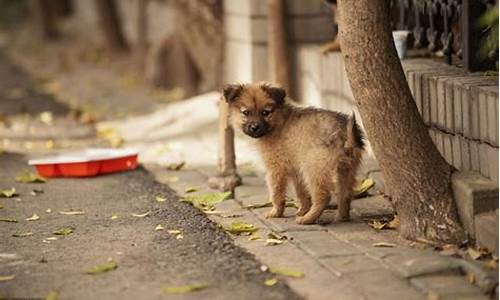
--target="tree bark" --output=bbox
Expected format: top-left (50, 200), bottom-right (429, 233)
top-left (94, 0), bottom-right (128, 52)
top-left (136, 0), bottom-right (149, 71)
top-left (34, 0), bottom-right (59, 40)
top-left (337, 0), bottom-right (465, 244)
top-left (267, 0), bottom-right (292, 96)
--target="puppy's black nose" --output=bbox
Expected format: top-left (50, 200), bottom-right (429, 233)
top-left (249, 123), bottom-right (261, 133)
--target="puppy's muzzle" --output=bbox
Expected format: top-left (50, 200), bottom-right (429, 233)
top-left (245, 122), bottom-right (268, 138)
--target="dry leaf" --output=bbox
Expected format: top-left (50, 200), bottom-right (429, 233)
top-left (155, 224), bottom-right (165, 231)
top-left (167, 230), bottom-right (182, 235)
top-left (26, 213), bottom-right (40, 221)
top-left (0, 275), bottom-right (15, 281)
top-left (12, 232), bottom-right (34, 237)
top-left (269, 267), bottom-right (304, 278)
top-left (46, 290), bottom-right (59, 300)
top-left (248, 233), bottom-right (261, 241)
top-left (467, 272), bottom-right (476, 284)
top-left (16, 171), bottom-right (46, 183)
top-left (166, 161), bottom-right (186, 171)
top-left (387, 215), bottom-right (400, 229)
top-left (369, 220), bottom-right (387, 230)
top-left (46, 237), bottom-right (58, 241)
top-left (162, 283), bottom-right (208, 294)
top-left (59, 210), bottom-right (85, 215)
top-left (53, 227), bottom-right (74, 236)
top-left (39, 111), bottom-right (53, 125)
top-left (85, 261), bottom-right (118, 274)
top-left (155, 196), bottom-right (167, 202)
top-left (111, 215), bottom-right (118, 220)
top-left (184, 187), bottom-right (198, 193)
top-left (181, 192), bottom-right (231, 211)
top-left (46, 208), bottom-right (52, 213)
top-left (264, 278), bottom-right (278, 286)
top-left (0, 218), bottom-right (18, 223)
top-left (226, 222), bottom-right (258, 235)
top-left (267, 232), bottom-right (287, 240)
top-left (372, 242), bottom-right (396, 248)
top-left (266, 239), bottom-right (284, 246)
top-left (354, 178), bottom-right (375, 198)
top-left (468, 247), bottom-right (483, 260)
top-left (176, 234), bottom-right (184, 240)
top-left (0, 187), bottom-right (17, 198)
top-left (132, 211), bottom-right (151, 218)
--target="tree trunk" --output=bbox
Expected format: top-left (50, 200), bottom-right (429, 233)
top-left (267, 0), bottom-right (292, 96)
top-left (337, 0), bottom-right (465, 244)
top-left (35, 0), bottom-right (59, 40)
top-left (136, 0), bottom-right (149, 71)
top-left (94, 0), bottom-right (128, 52)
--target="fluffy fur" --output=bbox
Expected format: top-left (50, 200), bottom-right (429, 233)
top-left (224, 82), bottom-right (365, 224)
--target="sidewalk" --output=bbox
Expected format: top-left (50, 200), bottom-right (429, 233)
top-left (147, 163), bottom-right (497, 300)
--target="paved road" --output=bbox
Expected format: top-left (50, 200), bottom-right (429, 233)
top-left (0, 155), bottom-right (301, 300)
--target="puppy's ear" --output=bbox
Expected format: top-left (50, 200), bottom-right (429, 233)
top-left (223, 84), bottom-right (243, 103)
top-left (261, 84), bottom-right (286, 105)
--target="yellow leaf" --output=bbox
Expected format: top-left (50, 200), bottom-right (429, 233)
top-left (111, 215), bottom-right (118, 220)
top-left (0, 187), bottom-right (17, 198)
top-left (225, 222), bottom-right (258, 235)
top-left (354, 178), bottom-right (375, 198)
top-left (26, 213), bottom-right (40, 221)
top-left (184, 187), bottom-right (198, 193)
top-left (0, 275), bottom-right (15, 281)
top-left (266, 239), bottom-right (284, 246)
top-left (16, 171), bottom-right (46, 183)
top-left (39, 111), bottom-right (53, 125)
top-left (264, 278), bottom-right (278, 286)
top-left (372, 242), bottom-right (396, 248)
top-left (85, 261), bottom-right (118, 274)
top-left (12, 232), bottom-right (34, 237)
top-left (155, 196), bottom-right (167, 202)
top-left (269, 267), bottom-right (304, 278)
top-left (176, 234), bottom-right (184, 240)
top-left (155, 224), bottom-right (165, 231)
top-left (161, 283), bottom-right (208, 294)
top-left (53, 227), bottom-right (74, 235)
top-left (132, 211), bottom-right (151, 218)
top-left (368, 220), bottom-right (387, 230)
top-left (59, 210), bottom-right (85, 215)
top-left (0, 217), bottom-right (18, 223)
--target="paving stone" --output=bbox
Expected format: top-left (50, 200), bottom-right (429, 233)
top-left (255, 207), bottom-right (328, 232)
top-left (320, 254), bottom-right (385, 274)
top-left (350, 195), bottom-right (394, 219)
top-left (345, 269), bottom-right (425, 300)
top-left (288, 231), bottom-right (362, 258)
top-left (475, 209), bottom-right (499, 256)
top-left (384, 253), bottom-right (461, 278)
top-left (451, 171), bottom-right (499, 237)
top-left (239, 239), bottom-right (363, 300)
top-left (410, 274), bottom-right (487, 300)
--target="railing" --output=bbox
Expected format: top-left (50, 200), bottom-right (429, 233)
top-left (391, 0), bottom-right (496, 71)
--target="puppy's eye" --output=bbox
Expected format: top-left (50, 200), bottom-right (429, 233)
top-left (261, 110), bottom-right (272, 116)
top-left (241, 110), bottom-right (250, 116)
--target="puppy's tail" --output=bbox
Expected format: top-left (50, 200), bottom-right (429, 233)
top-left (345, 112), bottom-right (365, 151)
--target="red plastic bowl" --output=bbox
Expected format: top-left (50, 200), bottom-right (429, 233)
top-left (28, 149), bottom-right (138, 178)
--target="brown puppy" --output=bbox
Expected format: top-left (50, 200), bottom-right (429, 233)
top-left (223, 82), bottom-right (365, 224)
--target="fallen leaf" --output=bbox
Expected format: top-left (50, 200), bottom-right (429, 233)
top-left (225, 221), bottom-right (258, 235)
top-left (155, 196), bottom-right (167, 202)
top-left (354, 178), bottom-right (375, 198)
top-left (0, 187), bottom-right (17, 198)
top-left (53, 227), bottom-right (74, 236)
top-left (439, 244), bottom-right (460, 256)
top-left (132, 210), bottom-right (151, 218)
top-left (244, 201), bottom-right (297, 209)
top-left (16, 171), bottom-right (46, 183)
top-left (248, 233), bottom-right (261, 241)
top-left (161, 283), bottom-right (208, 294)
top-left (184, 187), bottom-right (198, 193)
top-left (0, 218), bottom-right (18, 223)
top-left (264, 278), bottom-right (278, 286)
top-left (372, 242), bottom-right (396, 248)
top-left (85, 261), bottom-right (118, 274)
top-left (176, 234), bottom-right (184, 240)
top-left (31, 189), bottom-right (44, 196)
top-left (59, 210), bottom-right (85, 215)
top-left (155, 224), bottom-right (165, 231)
top-left (181, 192), bottom-right (232, 211)
top-left (467, 247), bottom-right (483, 260)
top-left (486, 259), bottom-right (498, 270)
top-left (166, 161), bottom-right (186, 171)
top-left (269, 267), bottom-right (304, 278)
top-left (26, 213), bottom-right (40, 221)
top-left (12, 232), bottom-right (34, 237)
top-left (167, 229), bottom-right (182, 235)
top-left (46, 208), bottom-right (52, 213)
top-left (387, 215), bottom-right (400, 229)
top-left (0, 275), bottom-right (15, 281)
top-left (368, 220), bottom-right (387, 230)
top-left (46, 290), bottom-right (59, 300)
top-left (111, 215), bottom-right (118, 220)
top-left (267, 232), bottom-right (287, 240)
top-left (39, 111), bottom-right (53, 125)
top-left (97, 127), bottom-right (124, 148)
top-left (45, 237), bottom-right (58, 241)
top-left (266, 239), bottom-right (284, 246)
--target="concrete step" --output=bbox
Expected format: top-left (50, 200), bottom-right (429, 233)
top-left (475, 209), bottom-right (499, 256)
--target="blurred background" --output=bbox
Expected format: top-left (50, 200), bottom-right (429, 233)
top-left (0, 0), bottom-right (497, 177)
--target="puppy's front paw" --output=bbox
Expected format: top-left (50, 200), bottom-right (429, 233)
top-left (295, 215), bottom-right (316, 225)
top-left (265, 207), bottom-right (284, 218)
top-left (295, 206), bottom-right (310, 217)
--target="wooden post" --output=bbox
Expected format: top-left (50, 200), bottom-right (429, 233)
top-left (267, 0), bottom-right (292, 94)
top-left (208, 97), bottom-right (241, 191)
